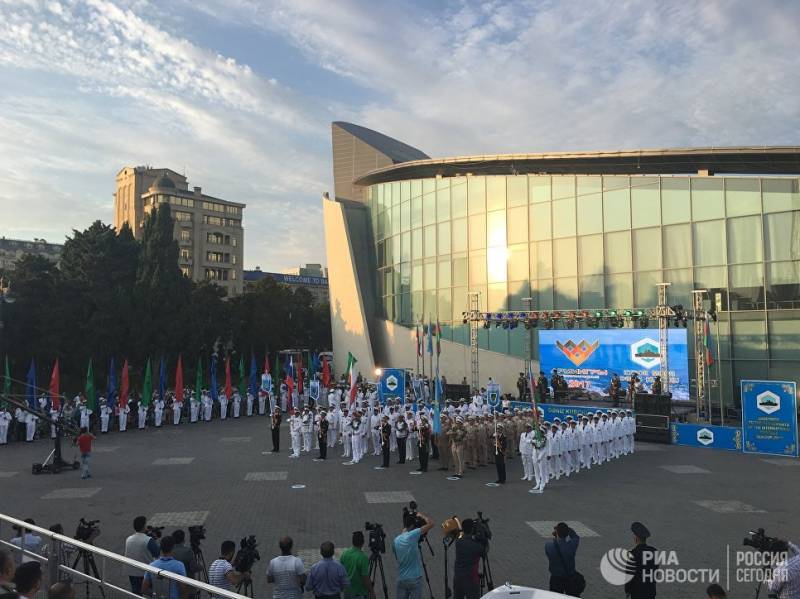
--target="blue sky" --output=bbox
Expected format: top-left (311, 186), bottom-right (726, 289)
top-left (1, 0), bottom-right (799, 270)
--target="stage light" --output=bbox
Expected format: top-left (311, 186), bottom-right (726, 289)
top-left (623, 309), bottom-right (633, 317)
top-left (608, 309), bottom-right (618, 317)
top-left (594, 310), bottom-right (603, 318)
top-left (579, 310), bottom-right (590, 320)
top-left (374, 368), bottom-right (383, 377)
top-left (551, 311), bottom-right (562, 320)
top-left (509, 320), bottom-right (518, 330)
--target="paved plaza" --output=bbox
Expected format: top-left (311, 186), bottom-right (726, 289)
top-left (1, 415), bottom-right (798, 598)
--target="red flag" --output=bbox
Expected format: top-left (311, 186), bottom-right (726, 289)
top-left (322, 357), bottom-right (330, 387)
top-left (285, 366), bottom-right (294, 399)
top-left (120, 360), bottom-right (130, 408)
top-left (225, 356), bottom-right (232, 399)
top-left (263, 355), bottom-right (270, 374)
top-left (296, 355), bottom-right (304, 394)
top-left (175, 355), bottom-right (184, 402)
top-left (49, 359), bottom-right (60, 410)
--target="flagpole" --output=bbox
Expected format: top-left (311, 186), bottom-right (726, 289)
top-left (416, 326), bottom-right (420, 378)
top-left (420, 321), bottom-right (426, 381)
top-left (716, 318), bottom-right (723, 426)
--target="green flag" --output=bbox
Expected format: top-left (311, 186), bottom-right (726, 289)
top-left (238, 355), bottom-right (246, 397)
top-left (2, 355), bottom-right (10, 408)
top-left (195, 356), bottom-right (203, 399)
top-left (85, 358), bottom-right (96, 411)
top-left (141, 358), bottom-right (152, 407)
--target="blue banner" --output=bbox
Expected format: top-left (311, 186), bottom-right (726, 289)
top-left (379, 368), bottom-right (405, 403)
top-left (671, 423), bottom-right (742, 451)
top-left (538, 328), bottom-right (690, 401)
top-left (509, 401), bottom-right (629, 422)
top-left (742, 380), bottom-right (798, 457)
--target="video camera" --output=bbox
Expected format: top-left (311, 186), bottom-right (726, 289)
top-left (365, 522), bottom-right (386, 554)
top-left (145, 525), bottom-right (164, 540)
top-left (233, 535), bottom-right (260, 573)
top-left (188, 525), bottom-right (206, 552)
top-left (472, 512), bottom-right (492, 545)
top-left (402, 501), bottom-right (426, 530)
top-left (743, 528), bottom-right (787, 554)
top-left (74, 518), bottom-right (101, 543)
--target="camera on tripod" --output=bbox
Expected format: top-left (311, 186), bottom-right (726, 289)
top-left (145, 525), bottom-right (164, 540)
top-left (188, 525), bottom-right (206, 551)
top-left (743, 528), bottom-right (787, 554)
top-left (365, 522), bottom-right (386, 554)
top-left (233, 535), bottom-right (261, 573)
top-left (402, 501), bottom-right (426, 530)
top-left (74, 518), bottom-right (101, 543)
top-left (472, 512), bottom-right (492, 547)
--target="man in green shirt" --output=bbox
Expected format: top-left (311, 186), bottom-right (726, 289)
top-left (340, 532), bottom-right (375, 599)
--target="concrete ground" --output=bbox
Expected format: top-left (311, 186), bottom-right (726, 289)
top-left (1, 415), bottom-right (797, 599)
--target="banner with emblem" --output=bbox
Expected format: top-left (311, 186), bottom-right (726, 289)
top-left (670, 423), bottom-right (742, 451)
top-left (379, 368), bottom-right (405, 404)
top-left (486, 382), bottom-right (501, 411)
top-left (741, 380), bottom-right (798, 457)
top-left (309, 380), bottom-right (320, 402)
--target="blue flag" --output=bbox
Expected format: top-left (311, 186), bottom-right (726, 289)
top-left (158, 357), bottom-right (166, 402)
top-left (249, 354), bottom-right (258, 396)
top-left (427, 320), bottom-right (433, 355)
top-left (26, 359), bottom-right (36, 410)
top-left (433, 368), bottom-right (443, 434)
top-left (107, 357), bottom-right (117, 409)
top-left (210, 356), bottom-right (219, 401)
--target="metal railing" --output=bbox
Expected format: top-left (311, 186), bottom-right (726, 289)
top-left (0, 513), bottom-right (250, 599)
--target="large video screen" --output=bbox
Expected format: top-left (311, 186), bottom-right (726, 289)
top-left (538, 328), bottom-right (690, 401)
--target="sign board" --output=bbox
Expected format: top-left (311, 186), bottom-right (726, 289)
top-left (379, 368), bottom-right (406, 404)
top-left (538, 329), bottom-right (690, 400)
top-left (742, 380), bottom-right (798, 457)
top-left (509, 401), bottom-right (632, 423)
top-left (486, 382), bottom-right (501, 409)
top-left (670, 423), bottom-right (742, 451)
top-left (309, 380), bottom-right (320, 402)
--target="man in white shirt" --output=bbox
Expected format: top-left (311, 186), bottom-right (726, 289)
top-left (246, 391), bottom-right (254, 417)
top-left (232, 391), bottom-right (242, 419)
top-left (123, 516), bottom-right (160, 594)
top-left (219, 392), bottom-right (228, 420)
top-left (0, 407), bottom-right (12, 444)
top-left (153, 397), bottom-right (164, 428)
top-left (519, 423), bottom-right (535, 481)
top-left (99, 398), bottom-right (111, 433)
top-left (289, 412), bottom-right (302, 458)
top-left (209, 540), bottom-right (248, 599)
top-left (267, 537), bottom-right (305, 599)
top-left (172, 396), bottom-right (183, 425)
top-left (10, 519), bottom-right (43, 563)
top-left (117, 403), bottom-right (130, 432)
top-left (370, 408), bottom-right (382, 456)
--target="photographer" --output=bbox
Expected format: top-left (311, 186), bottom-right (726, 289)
top-left (453, 520), bottom-right (485, 599)
top-left (340, 532), bottom-right (374, 599)
top-left (392, 509), bottom-right (434, 599)
top-left (209, 541), bottom-right (248, 599)
top-left (544, 522), bottom-right (581, 596)
top-left (124, 516), bottom-right (161, 595)
top-left (768, 540), bottom-right (800, 599)
top-left (142, 536), bottom-right (187, 599)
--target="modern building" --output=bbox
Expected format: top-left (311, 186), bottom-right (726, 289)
top-left (114, 167), bottom-right (245, 295)
top-left (244, 267), bottom-right (329, 305)
top-left (0, 237), bottom-right (62, 271)
top-left (323, 122), bottom-right (800, 408)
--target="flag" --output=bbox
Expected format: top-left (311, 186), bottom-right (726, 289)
top-left (26, 359), bottom-right (37, 410)
top-left (107, 357), bottom-right (117, 409)
top-left (120, 359), bottom-right (130, 408)
top-left (158, 357), bottom-right (166, 402)
top-left (435, 320), bottom-right (442, 356)
top-left (194, 357), bottom-right (203, 400)
top-left (296, 354), bottom-right (304, 395)
top-left (433, 368), bottom-right (443, 434)
top-left (210, 356), bottom-right (218, 401)
top-left (322, 356), bottom-right (330, 388)
top-left (238, 354), bottom-right (246, 397)
top-left (427, 320), bottom-right (433, 355)
top-left (249, 354), bottom-right (258, 397)
top-left (415, 326), bottom-right (422, 357)
top-left (2, 355), bottom-right (10, 406)
top-left (224, 355), bottom-right (232, 399)
top-left (285, 356), bottom-right (294, 399)
top-left (175, 355), bottom-right (184, 403)
top-left (263, 354), bottom-right (270, 375)
top-left (50, 359), bottom-right (61, 411)
top-left (274, 353), bottom-right (281, 395)
top-left (141, 358), bottom-right (152, 407)
top-left (704, 316), bottom-right (715, 366)
top-left (346, 352), bottom-right (358, 407)
top-left (85, 358), bottom-right (96, 411)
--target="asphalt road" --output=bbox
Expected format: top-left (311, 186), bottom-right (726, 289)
top-left (1, 415), bottom-right (798, 599)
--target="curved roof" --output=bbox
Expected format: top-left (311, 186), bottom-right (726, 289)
top-left (333, 122), bottom-right (429, 163)
top-left (354, 146), bottom-right (800, 185)
top-left (151, 174), bottom-right (177, 189)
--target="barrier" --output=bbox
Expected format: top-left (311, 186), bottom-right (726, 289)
top-left (670, 423), bottom-right (742, 451)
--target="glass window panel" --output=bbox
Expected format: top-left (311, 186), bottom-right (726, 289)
top-left (452, 287), bottom-right (468, 320)
top-left (438, 259), bottom-right (452, 288)
top-left (401, 231), bottom-right (411, 262)
top-left (451, 180), bottom-right (467, 218)
top-left (554, 278), bottom-right (578, 309)
top-left (766, 261), bottom-right (800, 306)
top-left (424, 290), bottom-right (436, 319)
top-left (437, 288), bottom-right (451, 321)
top-left (453, 257), bottom-right (468, 286)
top-left (507, 206), bottom-right (528, 245)
top-left (401, 201), bottom-right (410, 232)
top-left (579, 275), bottom-right (604, 308)
top-left (438, 222), bottom-right (451, 255)
top-left (469, 214), bottom-right (486, 249)
top-left (552, 199), bottom-right (576, 238)
top-left (508, 243), bottom-right (528, 280)
top-left (488, 328), bottom-right (508, 354)
top-left (424, 225), bottom-right (436, 258)
top-left (486, 177), bottom-right (506, 211)
top-left (487, 282), bottom-right (507, 311)
top-left (605, 273), bottom-right (633, 307)
top-left (487, 247), bottom-right (508, 283)
top-left (392, 235), bottom-right (400, 264)
top-left (400, 262), bottom-right (411, 293)
top-left (422, 178), bottom-right (436, 195)
top-left (762, 178), bottom-right (800, 213)
top-left (729, 263), bottom-right (764, 310)
top-left (731, 316), bottom-right (767, 359)
top-left (399, 292), bottom-right (411, 323)
top-left (411, 265), bottom-right (422, 292)
top-left (452, 218), bottom-right (468, 253)
top-left (534, 280), bottom-right (554, 309)
top-left (391, 182), bottom-right (400, 206)
top-left (411, 179), bottom-right (422, 198)
top-left (412, 229), bottom-right (422, 260)
top-left (437, 177), bottom-right (450, 191)
top-left (412, 291), bottom-right (423, 321)
top-left (634, 271), bottom-right (660, 308)
top-left (411, 196), bottom-right (423, 228)
top-left (631, 177), bottom-right (661, 228)
top-left (768, 313), bottom-right (800, 360)
top-left (577, 177), bottom-right (603, 235)
top-left (578, 234), bottom-right (603, 276)
top-left (725, 178), bottom-right (760, 217)
top-left (692, 220), bottom-right (726, 266)
top-left (530, 203), bottom-right (551, 240)
top-left (632, 228), bottom-right (662, 271)
top-left (424, 262), bottom-right (436, 289)
top-left (661, 178), bottom-right (691, 224)
top-left (423, 193), bottom-right (436, 225)
top-left (663, 223), bottom-right (691, 268)
top-left (764, 211), bottom-right (800, 261)
top-left (552, 176), bottom-right (575, 203)
top-left (694, 266), bottom-right (727, 290)
top-left (487, 210), bottom-right (506, 247)
top-left (531, 240), bottom-right (553, 279)
top-left (400, 180), bottom-right (410, 202)
top-left (727, 215), bottom-right (762, 264)
top-left (468, 177), bottom-right (486, 215)
top-left (530, 176), bottom-right (551, 203)
top-left (604, 231), bottom-right (631, 273)
top-left (469, 251), bottom-right (487, 285)
top-left (507, 176), bottom-right (527, 207)
top-left (691, 178), bottom-right (725, 220)
top-left (437, 187), bottom-right (450, 222)
top-left (553, 237), bottom-right (577, 278)
top-left (391, 205), bottom-right (400, 235)
top-left (508, 280), bottom-right (531, 309)
top-left (664, 268), bottom-right (692, 304)
top-left (603, 176), bottom-right (631, 231)
top-left (382, 295), bottom-right (392, 319)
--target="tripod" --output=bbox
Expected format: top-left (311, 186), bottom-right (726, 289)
top-left (192, 546), bottom-right (208, 583)
top-left (442, 537), bottom-right (454, 599)
top-left (369, 551), bottom-right (389, 599)
top-left (477, 550), bottom-right (494, 595)
top-left (418, 537), bottom-right (436, 599)
top-left (71, 548), bottom-right (106, 599)
top-left (236, 576), bottom-right (253, 598)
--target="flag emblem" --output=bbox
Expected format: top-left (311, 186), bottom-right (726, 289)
top-left (555, 339), bottom-right (600, 366)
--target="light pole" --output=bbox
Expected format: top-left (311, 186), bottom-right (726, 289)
top-left (522, 297), bottom-right (534, 401)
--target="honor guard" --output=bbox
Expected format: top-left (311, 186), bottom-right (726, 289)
top-left (232, 390), bottom-right (242, 418)
top-left (0, 406), bottom-right (11, 444)
top-left (317, 410), bottom-right (329, 459)
top-left (219, 391), bottom-right (228, 420)
top-left (99, 397), bottom-right (111, 433)
top-left (271, 408), bottom-right (282, 453)
top-left (172, 396), bottom-right (183, 425)
top-left (153, 396), bottom-right (164, 427)
top-left (246, 391), bottom-right (254, 417)
top-left (289, 410), bottom-right (302, 458)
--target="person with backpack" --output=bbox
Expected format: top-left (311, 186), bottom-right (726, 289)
top-left (544, 522), bottom-right (584, 597)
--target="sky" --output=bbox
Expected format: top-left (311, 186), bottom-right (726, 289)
top-left (1, 0), bottom-right (799, 271)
